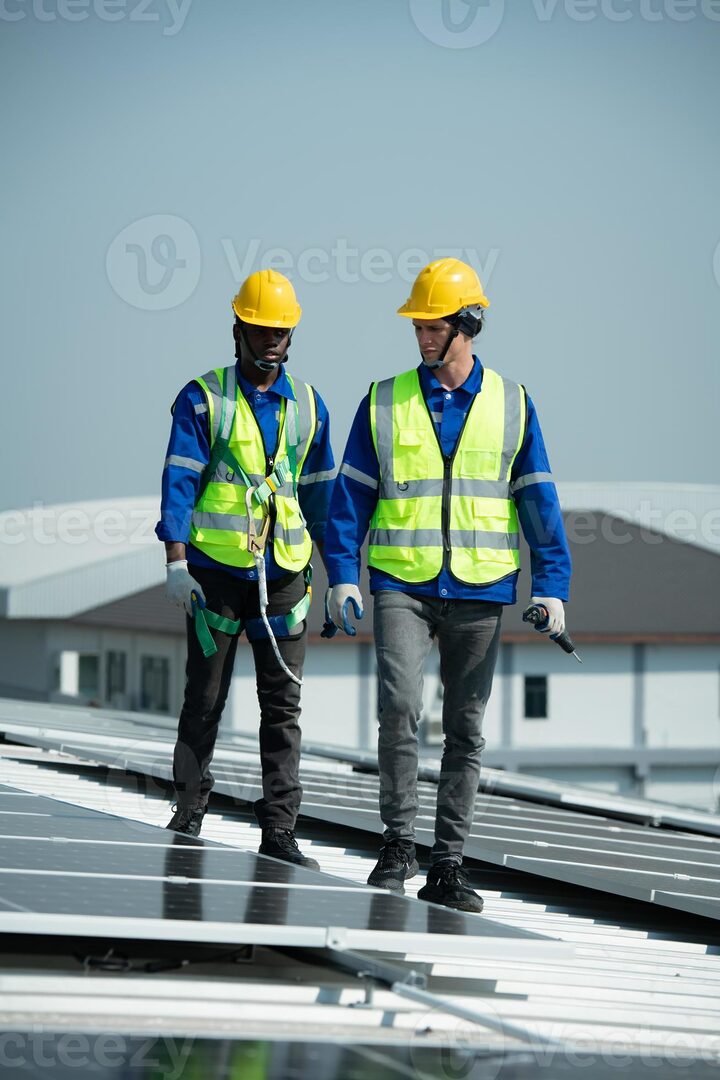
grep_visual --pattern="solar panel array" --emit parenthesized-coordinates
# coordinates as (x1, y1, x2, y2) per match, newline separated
(301, 738, 720, 837)
(0, 783, 560, 957)
(2, 701, 719, 922)
(5, 696, 719, 835)
(4, 730, 720, 1076)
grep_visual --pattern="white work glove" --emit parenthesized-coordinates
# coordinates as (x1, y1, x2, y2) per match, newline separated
(531, 596, 565, 637)
(327, 584, 364, 637)
(165, 560, 206, 616)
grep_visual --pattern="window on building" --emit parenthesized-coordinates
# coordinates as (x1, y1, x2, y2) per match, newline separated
(524, 675, 548, 719)
(53, 651, 101, 699)
(78, 654, 100, 698)
(140, 655, 170, 713)
(106, 651, 127, 706)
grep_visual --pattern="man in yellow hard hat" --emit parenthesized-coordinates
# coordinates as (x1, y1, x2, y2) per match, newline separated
(156, 269, 335, 867)
(323, 258, 571, 911)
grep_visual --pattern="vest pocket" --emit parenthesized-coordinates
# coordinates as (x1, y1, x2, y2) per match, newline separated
(395, 429, 429, 479)
(374, 498, 419, 529)
(457, 448, 501, 478)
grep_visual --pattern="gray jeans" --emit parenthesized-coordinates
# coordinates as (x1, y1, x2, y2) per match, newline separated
(373, 590, 502, 863)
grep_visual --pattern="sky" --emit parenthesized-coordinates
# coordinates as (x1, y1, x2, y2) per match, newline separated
(1, 0, 719, 513)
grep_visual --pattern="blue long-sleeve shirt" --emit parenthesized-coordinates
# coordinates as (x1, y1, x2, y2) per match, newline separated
(156, 362, 335, 581)
(324, 358, 571, 604)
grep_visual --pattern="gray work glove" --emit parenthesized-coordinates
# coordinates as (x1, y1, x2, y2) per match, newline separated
(530, 596, 565, 637)
(165, 559, 206, 616)
(326, 584, 364, 637)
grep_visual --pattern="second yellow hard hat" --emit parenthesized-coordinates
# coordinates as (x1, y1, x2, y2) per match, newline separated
(398, 258, 490, 320)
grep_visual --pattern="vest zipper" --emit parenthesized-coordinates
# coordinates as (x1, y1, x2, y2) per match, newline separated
(441, 455, 452, 569)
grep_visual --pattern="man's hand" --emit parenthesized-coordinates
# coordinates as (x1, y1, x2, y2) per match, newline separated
(166, 560, 206, 616)
(530, 596, 565, 637)
(326, 584, 364, 636)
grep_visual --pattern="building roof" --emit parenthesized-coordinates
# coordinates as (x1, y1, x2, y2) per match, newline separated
(3, 488, 720, 641)
(502, 512, 720, 642)
(0, 497, 160, 618)
(559, 482, 720, 557)
(70, 513, 720, 644)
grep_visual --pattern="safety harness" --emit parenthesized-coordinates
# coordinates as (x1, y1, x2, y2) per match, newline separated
(191, 369, 312, 685)
(191, 565, 312, 660)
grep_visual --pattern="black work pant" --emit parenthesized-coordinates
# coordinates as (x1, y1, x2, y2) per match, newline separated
(172, 564, 307, 829)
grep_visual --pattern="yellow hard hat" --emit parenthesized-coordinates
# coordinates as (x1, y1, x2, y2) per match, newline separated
(232, 269, 302, 329)
(397, 258, 490, 319)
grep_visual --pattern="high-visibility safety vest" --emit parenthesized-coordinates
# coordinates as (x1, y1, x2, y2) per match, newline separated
(368, 367, 526, 585)
(190, 365, 317, 571)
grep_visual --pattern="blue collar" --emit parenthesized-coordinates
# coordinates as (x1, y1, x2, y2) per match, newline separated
(236, 361, 296, 402)
(417, 355, 483, 398)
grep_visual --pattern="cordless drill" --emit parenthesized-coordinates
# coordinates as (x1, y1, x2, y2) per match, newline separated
(522, 604, 582, 663)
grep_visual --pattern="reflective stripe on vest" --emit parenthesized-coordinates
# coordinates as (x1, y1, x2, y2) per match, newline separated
(190, 366, 316, 570)
(368, 367, 526, 585)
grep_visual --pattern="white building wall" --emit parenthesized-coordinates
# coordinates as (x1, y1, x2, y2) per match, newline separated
(227, 640, 371, 750)
(0, 622, 49, 699)
(480, 670, 502, 749)
(223, 642, 258, 736)
(645, 766, 719, 812)
(299, 644, 368, 747)
(511, 644, 634, 748)
(43, 623, 186, 717)
(644, 645, 720, 747)
(221, 639, 719, 760)
(3, 614, 720, 810)
(521, 765, 639, 797)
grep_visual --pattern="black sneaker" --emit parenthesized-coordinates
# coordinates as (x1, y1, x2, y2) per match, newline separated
(367, 839, 419, 893)
(166, 803, 207, 837)
(417, 860, 484, 913)
(259, 827, 320, 871)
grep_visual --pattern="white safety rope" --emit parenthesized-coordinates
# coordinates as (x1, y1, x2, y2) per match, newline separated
(245, 486, 302, 687)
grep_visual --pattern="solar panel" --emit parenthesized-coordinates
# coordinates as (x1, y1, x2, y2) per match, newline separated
(0, 784, 557, 956)
(297, 738, 720, 837)
(4, 696, 720, 836)
(3, 702, 720, 922)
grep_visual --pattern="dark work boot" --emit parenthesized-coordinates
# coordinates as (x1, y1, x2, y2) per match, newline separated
(367, 839, 419, 894)
(166, 803, 207, 837)
(417, 859, 484, 913)
(259, 827, 320, 871)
